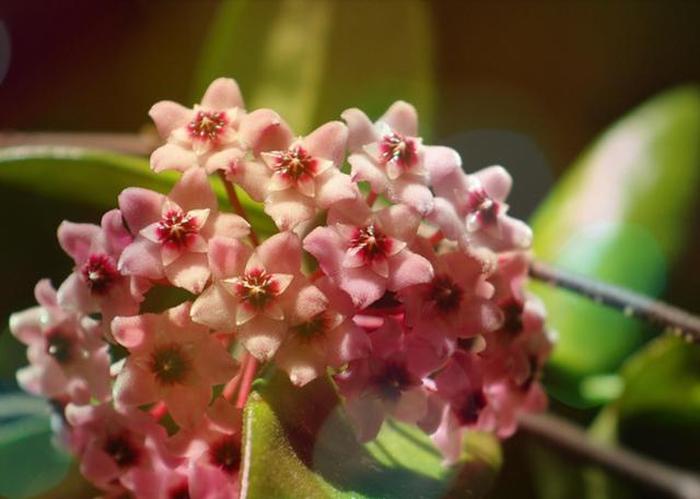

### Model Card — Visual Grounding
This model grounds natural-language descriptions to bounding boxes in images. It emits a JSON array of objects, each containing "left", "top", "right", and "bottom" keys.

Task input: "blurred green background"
[{"left": 0, "top": 1, "right": 698, "bottom": 498}]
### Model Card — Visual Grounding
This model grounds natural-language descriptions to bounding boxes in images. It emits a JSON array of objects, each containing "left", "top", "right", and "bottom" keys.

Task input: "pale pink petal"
[
  {"left": 264, "top": 190, "right": 315, "bottom": 230},
  {"left": 150, "top": 143, "right": 199, "bottom": 173},
  {"left": 375, "top": 203, "right": 421, "bottom": 242},
  {"left": 256, "top": 231, "right": 302, "bottom": 274},
  {"left": 113, "top": 362, "right": 159, "bottom": 407},
  {"left": 341, "top": 107, "right": 378, "bottom": 152},
  {"left": 431, "top": 408, "right": 462, "bottom": 465},
  {"left": 119, "top": 238, "right": 164, "bottom": 280},
  {"left": 149, "top": 100, "right": 192, "bottom": 139},
  {"left": 165, "top": 380, "right": 210, "bottom": 428},
  {"left": 348, "top": 153, "right": 388, "bottom": 193},
  {"left": 239, "top": 108, "right": 293, "bottom": 155},
  {"left": 475, "top": 165, "right": 512, "bottom": 202},
  {"left": 194, "top": 339, "right": 238, "bottom": 384},
  {"left": 8, "top": 307, "right": 42, "bottom": 345},
  {"left": 169, "top": 168, "right": 218, "bottom": 212},
  {"left": 191, "top": 283, "right": 238, "bottom": 331},
  {"left": 426, "top": 197, "right": 465, "bottom": 241},
  {"left": 393, "top": 388, "right": 428, "bottom": 424},
  {"left": 326, "top": 319, "right": 370, "bottom": 366},
  {"left": 275, "top": 340, "right": 325, "bottom": 387},
  {"left": 57, "top": 221, "right": 100, "bottom": 263},
  {"left": 208, "top": 237, "right": 252, "bottom": 280},
  {"left": 211, "top": 213, "right": 250, "bottom": 240},
  {"left": 81, "top": 443, "right": 120, "bottom": 487},
  {"left": 118, "top": 187, "right": 165, "bottom": 233},
  {"left": 57, "top": 272, "right": 95, "bottom": 313},
  {"left": 326, "top": 197, "right": 372, "bottom": 227},
  {"left": 386, "top": 250, "right": 433, "bottom": 291},
  {"left": 226, "top": 158, "right": 271, "bottom": 202},
  {"left": 100, "top": 209, "right": 133, "bottom": 255},
  {"left": 238, "top": 315, "right": 286, "bottom": 361},
  {"left": 200, "top": 77, "right": 245, "bottom": 110},
  {"left": 315, "top": 169, "right": 357, "bottom": 208},
  {"left": 303, "top": 121, "right": 348, "bottom": 165},
  {"left": 287, "top": 281, "right": 327, "bottom": 323},
  {"left": 111, "top": 314, "right": 158, "bottom": 351},
  {"left": 380, "top": 101, "right": 418, "bottom": 137},
  {"left": 388, "top": 178, "right": 434, "bottom": 215},
  {"left": 424, "top": 145, "right": 462, "bottom": 186},
  {"left": 34, "top": 279, "right": 57, "bottom": 307},
  {"left": 164, "top": 252, "right": 211, "bottom": 294}
]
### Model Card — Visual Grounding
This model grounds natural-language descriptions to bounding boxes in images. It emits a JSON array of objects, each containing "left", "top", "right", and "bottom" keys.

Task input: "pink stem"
[
  {"left": 235, "top": 353, "right": 259, "bottom": 409},
  {"left": 218, "top": 171, "right": 260, "bottom": 247}
]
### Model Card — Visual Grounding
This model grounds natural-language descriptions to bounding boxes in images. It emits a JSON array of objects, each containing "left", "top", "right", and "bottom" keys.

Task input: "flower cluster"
[{"left": 9, "top": 78, "right": 552, "bottom": 497}]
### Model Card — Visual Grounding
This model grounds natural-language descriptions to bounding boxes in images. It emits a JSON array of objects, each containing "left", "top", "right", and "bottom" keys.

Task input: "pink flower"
[
  {"left": 399, "top": 243, "right": 502, "bottom": 341},
  {"left": 304, "top": 199, "right": 433, "bottom": 309},
  {"left": 274, "top": 276, "right": 370, "bottom": 386},
  {"left": 149, "top": 78, "right": 246, "bottom": 173},
  {"left": 118, "top": 168, "right": 249, "bottom": 293},
  {"left": 57, "top": 209, "right": 147, "bottom": 334},
  {"left": 335, "top": 318, "right": 433, "bottom": 442},
  {"left": 190, "top": 231, "right": 301, "bottom": 360},
  {"left": 210, "top": 111, "right": 356, "bottom": 229},
  {"left": 9, "top": 279, "right": 111, "bottom": 404},
  {"left": 427, "top": 156, "right": 532, "bottom": 251},
  {"left": 66, "top": 402, "right": 177, "bottom": 493},
  {"left": 343, "top": 101, "right": 434, "bottom": 214},
  {"left": 112, "top": 302, "right": 238, "bottom": 428}
]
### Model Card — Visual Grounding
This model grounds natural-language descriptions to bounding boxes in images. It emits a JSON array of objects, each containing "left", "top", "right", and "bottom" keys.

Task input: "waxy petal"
[
  {"left": 303, "top": 120, "right": 348, "bottom": 165},
  {"left": 380, "top": 100, "right": 418, "bottom": 137},
  {"left": 149, "top": 100, "right": 192, "bottom": 139},
  {"left": 200, "top": 77, "right": 245, "bottom": 110},
  {"left": 150, "top": 143, "right": 199, "bottom": 173}
]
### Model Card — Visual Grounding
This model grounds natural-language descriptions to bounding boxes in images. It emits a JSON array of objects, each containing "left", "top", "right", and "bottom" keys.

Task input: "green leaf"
[
  {"left": 242, "top": 372, "right": 500, "bottom": 498},
  {"left": 0, "top": 395, "right": 72, "bottom": 498},
  {"left": 0, "top": 146, "right": 275, "bottom": 236},
  {"left": 194, "top": 0, "right": 434, "bottom": 135},
  {"left": 530, "top": 86, "right": 700, "bottom": 407}
]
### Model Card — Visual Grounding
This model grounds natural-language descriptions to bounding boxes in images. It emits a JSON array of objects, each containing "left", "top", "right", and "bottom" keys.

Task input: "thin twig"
[
  {"left": 529, "top": 260, "right": 700, "bottom": 344},
  {"left": 519, "top": 412, "right": 700, "bottom": 499},
  {"left": 0, "top": 131, "right": 156, "bottom": 156}
]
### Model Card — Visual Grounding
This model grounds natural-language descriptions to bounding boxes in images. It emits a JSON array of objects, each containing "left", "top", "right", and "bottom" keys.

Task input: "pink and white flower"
[
  {"left": 112, "top": 302, "right": 238, "bottom": 428},
  {"left": 118, "top": 168, "right": 249, "bottom": 293},
  {"left": 149, "top": 78, "right": 246, "bottom": 173}
]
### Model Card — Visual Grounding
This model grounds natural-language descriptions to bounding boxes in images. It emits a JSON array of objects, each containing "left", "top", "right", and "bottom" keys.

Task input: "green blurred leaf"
[
  {"left": 242, "top": 372, "right": 500, "bottom": 498},
  {"left": 0, "top": 395, "right": 72, "bottom": 498},
  {"left": 194, "top": 0, "right": 434, "bottom": 135},
  {"left": 530, "top": 86, "right": 700, "bottom": 407},
  {"left": 0, "top": 146, "right": 275, "bottom": 236}
]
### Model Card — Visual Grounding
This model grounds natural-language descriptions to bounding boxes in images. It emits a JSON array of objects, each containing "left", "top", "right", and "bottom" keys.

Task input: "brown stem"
[
  {"left": 0, "top": 131, "right": 156, "bottom": 155},
  {"left": 519, "top": 412, "right": 700, "bottom": 499},
  {"left": 529, "top": 260, "right": 700, "bottom": 344},
  {"left": 217, "top": 171, "right": 260, "bottom": 247}
]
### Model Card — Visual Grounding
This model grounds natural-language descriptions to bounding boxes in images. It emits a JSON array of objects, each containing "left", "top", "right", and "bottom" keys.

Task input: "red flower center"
[
  {"left": 453, "top": 389, "right": 487, "bottom": 425},
  {"left": 428, "top": 275, "right": 464, "bottom": 314},
  {"left": 235, "top": 269, "right": 280, "bottom": 310},
  {"left": 270, "top": 146, "right": 318, "bottom": 181},
  {"left": 379, "top": 131, "right": 418, "bottom": 170},
  {"left": 465, "top": 188, "right": 499, "bottom": 229},
  {"left": 80, "top": 254, "right": 119, "bottom": 295},
  {"left": 370, "top": 360, "right": 418, "bottom": 402},
  {"left": 168, "top": 482, "right": 191, "bottom": 499},
  {"left": 149, "top": 343, "right": 191, "bottom": 386},
  {"left": 500, "top": 299, "right": 524, "bottom": 335},
  {"left": 156, "top": 209, "right": 200, "bottom": 249},
  {"left": 349, "top": 224, "right": 393, "bottom": 264},
  {"left": 293, "top": 313, "right": 330, "bottom": 342},
  {"left": 187, "top": 110, "right": 228, "bottom": 143},
  {"left": 103, "top": 433, "right": 141, "bottom": 469},
  {"left": 45, "top": 330, "right": 75, "bottom": 365},
  {"left": 209, "top": 435, "right": 241, "bottom": 474}
]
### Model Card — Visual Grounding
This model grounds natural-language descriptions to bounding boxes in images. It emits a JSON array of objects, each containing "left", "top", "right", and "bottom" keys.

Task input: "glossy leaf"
[
  {"left": 193, "top": 0, "right": 434, "bottom": 136},
  {"left": 0, "top": 146, "right": 275, "bottom": 236},
  {"left": 241, "top": 372, "right": 500, "bottom": 498},
  {"left": 530, "top": 86, "right": 700, "bottom": 407},
  {"left": 0, "top": 394, "right": 72, "bottom": 498}
]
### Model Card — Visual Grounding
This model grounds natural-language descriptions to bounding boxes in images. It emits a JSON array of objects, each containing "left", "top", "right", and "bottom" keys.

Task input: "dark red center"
[
  {"left": 428, "top": 275, "right": 464, "bottom": 313},
  {"left": 80, "top": 254, "right": 119, "bottom": 295},
  {"left": 293, "top": 313, "right": 329, "bottom": 342},
  {"left": 168, "top": 482, "right": 191, "bottom": 499},
  {"left": 187, "top": 110, "right": 228, "bottom": 143},
  {"left": 370, "top": 361, "right": 418, "bottom": 402},
  {"left": 500, "top": 299, "right": 524, "bottom": 335},
  {"left": 103, "top": 433, "right": 141, "bottom": 469},
  {"left": 149, "top": 343, "right": 191, "bottom": 386},
  {"left": 45, "top": 330, "right": 75, "bottom": 365},
  {"left": 270, "top": 146, "right": 318, "bottom": 181},
  {"left": 156, "top": 209, "right": 200, "bottom": 249},
  {"left": 349, "top": 224, "right": 393, "bottom": 264},
  {"left": 453, "top": 389, "right": 487, "bottom": 425},
  {"left": 466, "top": 188, "right": 499, "bottom": 227},
  {"left": 379, "top": 131, "right": 418, "bottom": 170},
  {"left": 209, "top": 435, "right": 241, "bottom": 474}
]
